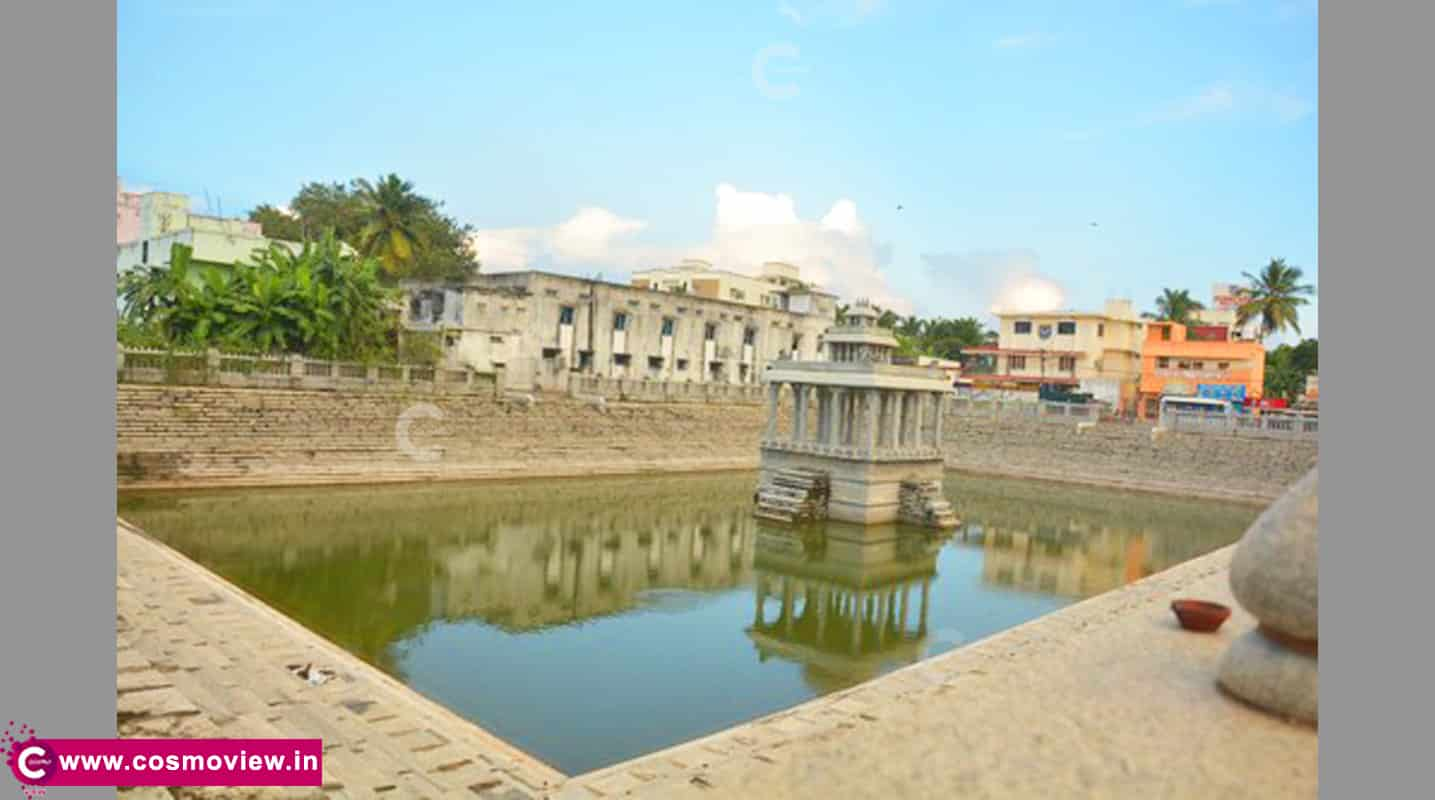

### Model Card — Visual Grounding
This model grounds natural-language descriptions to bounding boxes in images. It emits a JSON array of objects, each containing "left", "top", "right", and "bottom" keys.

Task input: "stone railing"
[
  {"left": 116, "top": 346, "right": 502, "bottom": 396},
  {"left": 568, "top": 375, "right": 765, "bottom": 405},
  {"left": 1163, "top": 411, "right": 1319, "bottom": 440},
  {"left": 759, "top": 438, "right": 945, "bottom": 463},
  {"left": 948, "top": 396, "right": 1103, "bottom": 422}
]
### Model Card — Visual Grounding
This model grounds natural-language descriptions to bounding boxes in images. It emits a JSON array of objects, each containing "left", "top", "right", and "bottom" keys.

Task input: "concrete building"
[
  {"left": 631, "top": 260, "right": 837, "bottom": 314},
  {"left": 116, "top": 185, "right": 309, "bottom": 273},
  {"left": 401, "top": 270, "right": 839, "bottom": 392},
  {"left": 1137, "top": 321, "right": 1266, "bottom": 418},
  {"left": 961, "top": 299, "right": 1146, "bottom": 412},
  {"left": 756, "top": 302, "right": 957, "bottom": 528},
  {"left": 1195, "top": 282, "right": 1264, "bottom": 341}
]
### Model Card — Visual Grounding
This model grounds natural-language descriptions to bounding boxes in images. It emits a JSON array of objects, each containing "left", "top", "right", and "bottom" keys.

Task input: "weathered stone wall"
[
  {"left": 118, "top": 385, "right": 1316, "bottom": 501},
  {"left": 117, "top": 384, "right": 769, "bottom": 488},
  {"left": 941, "top": 413, "right": 1317, "bottom": 502}
]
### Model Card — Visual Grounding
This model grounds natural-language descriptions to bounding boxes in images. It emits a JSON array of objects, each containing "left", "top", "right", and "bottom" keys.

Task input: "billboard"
[
  {"left": 1211, "top": 283, "right": 1252, "bottom": 312},
  {"left": 1197, "top": 383, "right": 1247, "bottom": 402}
]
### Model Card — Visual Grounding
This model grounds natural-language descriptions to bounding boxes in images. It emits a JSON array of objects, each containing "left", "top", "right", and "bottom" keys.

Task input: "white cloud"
[
  {"left": 918, "top": 250, "right": 1067, "bottom": 319},
  {"left": 470, "top": 208, "right": 651, "bottom": 273},
  {"left": 993, "top": 32, "right": 1058, "bottom": 50},
  {"left": 469, "top": 183, "right": 910, "bottom": 312},
  {"left": 778, "top": 2, "right": 804, "bottom": 25}
]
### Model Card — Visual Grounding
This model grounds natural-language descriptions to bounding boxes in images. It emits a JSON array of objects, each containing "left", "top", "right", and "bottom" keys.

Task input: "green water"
[{"left": 118, "top": 472, "right": 1258, "bottom": 776}]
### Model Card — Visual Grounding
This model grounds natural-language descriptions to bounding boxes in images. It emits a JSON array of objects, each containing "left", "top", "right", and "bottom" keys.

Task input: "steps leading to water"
[
  {"left": 899, "top": 479, "right": 959, "bottom": 530},
  {"left": 754, "top": 468, "right": 830, "bottom": 524}
]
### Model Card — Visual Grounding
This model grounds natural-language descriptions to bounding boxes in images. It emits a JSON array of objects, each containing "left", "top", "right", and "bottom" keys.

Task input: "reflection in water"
[
  {"left": 118, "top": 471, "right": 1258, "bottom": 775},
  {"left": 749, "top": 524, "right": 941, "bottom": 694},
  {"left": 952, "top": 474, "right": 1253, "bottom": 599}
]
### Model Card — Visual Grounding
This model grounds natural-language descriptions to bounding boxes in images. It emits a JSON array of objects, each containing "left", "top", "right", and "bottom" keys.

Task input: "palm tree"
[
  {"left": 354, "top": 174, "right": 428, "bottom": 276},
  {"left": 1236, "top": 258, "right": 1315, "bottom": 339},
  {"left": 1142, "top": 289, "right": 1206, "bottom": 326}
]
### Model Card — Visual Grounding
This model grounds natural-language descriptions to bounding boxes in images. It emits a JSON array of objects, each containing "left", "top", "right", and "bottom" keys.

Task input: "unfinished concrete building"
[{"left": 402, "top": 270, "right": 839, "bottom": 393}]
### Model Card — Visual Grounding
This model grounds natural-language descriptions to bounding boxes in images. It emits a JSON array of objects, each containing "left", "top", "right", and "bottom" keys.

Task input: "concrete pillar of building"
[
  {"left": 913, "top": 391, "right": 926, "bottom": 450},
  {"left": 883, "top": 391, "right": 898, "bottom": 450},
  {"left": 765, "top": 381, "right": 781, "bottom": 440},
  {"left": 933, "top": 391, "right": 946, "bottom": 448},
  {"left": 792, "top": 384, "right": 807, "bottom": 442},
  {"left": 864, "top": 390, "right": 880, "bottom": 455},
  {"left": 833, "top": 388, "right": 848, "bottom": 446},
  {"left": 814, "top": 387, "right": 829, "bottom": 445}
]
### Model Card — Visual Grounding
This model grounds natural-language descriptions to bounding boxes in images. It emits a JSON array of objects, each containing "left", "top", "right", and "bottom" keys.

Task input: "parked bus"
[{"left": 1158, "top": 395, "right": 1234, "bottom": 430}]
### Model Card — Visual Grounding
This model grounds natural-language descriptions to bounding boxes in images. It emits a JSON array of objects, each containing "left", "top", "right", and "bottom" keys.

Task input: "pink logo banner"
[{"left": 7, "top": 738, "right": 323, "bottom": 789}]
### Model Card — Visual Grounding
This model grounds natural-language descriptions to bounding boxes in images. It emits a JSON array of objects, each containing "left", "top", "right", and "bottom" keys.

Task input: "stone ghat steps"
[
  {"left": 117, "top": 385, "right": 774, "bottom": 485},
  {"left": 754, "top": 468, "right": 831, "bottom": 524},
  {"left": 898, "top": 479, "right": 960, "bottom": 530}
]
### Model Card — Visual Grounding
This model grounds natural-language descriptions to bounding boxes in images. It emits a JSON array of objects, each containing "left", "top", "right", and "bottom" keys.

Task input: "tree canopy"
[
  {"left": 1264, "top": 338, "right": 1318, "bottom": 401},
  {"left": 1143, "top": 288, "right": 1206, "bottom": 326},
  {"left": 1237, "top": 258, "right": 1315, "bottom": 339},
  {"left": 248, "top": 174, "right": 479, "bottom": 283}
]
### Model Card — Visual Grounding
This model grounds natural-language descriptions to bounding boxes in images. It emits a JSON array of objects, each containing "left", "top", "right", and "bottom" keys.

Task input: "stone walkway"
[
  {"left": 556, "top": 545, "right": 1317, "bottom": 799},
  {"left": 119, "top": 521, "right": 1316, "bottom": 800},
  {"left": 117, "top": 521, "right": 564, "bottom": 800}
]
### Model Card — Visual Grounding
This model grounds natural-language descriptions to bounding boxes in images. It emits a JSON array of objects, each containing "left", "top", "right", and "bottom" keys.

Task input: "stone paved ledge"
[
  {"left": 557, "top": 544, "right": 1317, "bottom": 799},
  {"left": 117, "top": 521, "right": 564, "bottom": 800}
]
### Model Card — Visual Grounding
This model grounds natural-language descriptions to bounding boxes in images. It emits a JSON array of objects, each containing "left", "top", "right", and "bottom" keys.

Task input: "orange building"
[{"left": 1138, "top": 322, "right": 1265, "bottom": 419}]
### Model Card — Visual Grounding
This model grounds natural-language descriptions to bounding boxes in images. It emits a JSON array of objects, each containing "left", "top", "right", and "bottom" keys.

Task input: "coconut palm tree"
[
  {"left": 1236, "top": 258, "right": 1315, "bottom": 339},
  {"left": 354, "top": 174, "right": 428, "bottom": 277},
  {"left": 1142, "top": 289, "right": 1206, "bottom": 326}
]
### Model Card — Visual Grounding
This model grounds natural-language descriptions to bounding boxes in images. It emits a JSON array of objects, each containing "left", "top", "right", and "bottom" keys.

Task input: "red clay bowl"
[{"left": 1171, "top": 599, "right": 1232, "bottom": 633}]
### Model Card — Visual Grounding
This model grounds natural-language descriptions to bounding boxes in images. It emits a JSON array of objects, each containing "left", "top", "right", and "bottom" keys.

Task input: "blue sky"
[{"left": 118, "top": 0, "right": 1318, "bottom": 339}]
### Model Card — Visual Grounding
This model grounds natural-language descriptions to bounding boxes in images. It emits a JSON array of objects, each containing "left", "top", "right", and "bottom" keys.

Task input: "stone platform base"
[{"left": 758, "top": 448, "right": 946, "bottom": 525}]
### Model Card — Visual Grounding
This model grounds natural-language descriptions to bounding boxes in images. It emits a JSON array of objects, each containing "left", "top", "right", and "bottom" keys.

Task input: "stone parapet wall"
[
  {"left": 117, "top": 384, "right": 770, "bottom": 488},
  {"left": 118, "top": 385, "right": 1316, "bottom": 500},
  {"left": 941, "top": 413, "right": 1317, "bottom": 503}
]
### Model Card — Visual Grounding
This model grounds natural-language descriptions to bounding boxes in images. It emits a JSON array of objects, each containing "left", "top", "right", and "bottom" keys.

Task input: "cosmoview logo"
[
  {"left": 4, "top": 721, "right": 52, "bottom": 798},
  {"left": 14, "top": 744, "right": 55, "bottom": 783}
]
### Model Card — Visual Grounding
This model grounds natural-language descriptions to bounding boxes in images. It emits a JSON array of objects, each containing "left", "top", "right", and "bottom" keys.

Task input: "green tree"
[
  {"left": 246, "top": 204, "right": 305, "bottom": 242},
  {"left": 354, "top": 174, "right": 429, "bottom": 276},
  {"left": 919, "top": 316, "right": 990, "bottom": 360},
  {"left": 289, "top": 181, "right": 369, "bottom": 243},
  {"left": 116, "top": 238, "right": 397, "bottom": 361},
  {"left": 1143, "top": 288, "right": 1206, "bottom": 326},
  {"left": 1237, "top": 258, "right": 1315, "bottom": 339},
  {"left": 1263, "top": 339, "right": 1318, "bottom": 401}
]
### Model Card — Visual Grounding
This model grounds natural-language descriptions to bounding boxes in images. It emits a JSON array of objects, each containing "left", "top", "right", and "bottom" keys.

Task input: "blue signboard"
[{"left": 1197, "top": 383, "right": 1246, "bottom": 402}]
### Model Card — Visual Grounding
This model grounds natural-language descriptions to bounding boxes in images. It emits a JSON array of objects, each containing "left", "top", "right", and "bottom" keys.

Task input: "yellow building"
[
  {"left": 631, "top": 259, "right": 837, "bottom": 314},
  {"left": 962, "top": 299, "right": 1145, "bottom": 412}
]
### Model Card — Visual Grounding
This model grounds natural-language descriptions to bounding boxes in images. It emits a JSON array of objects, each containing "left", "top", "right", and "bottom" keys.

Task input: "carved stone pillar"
[
  {"left": 792, "top": 384, "right": 807, "bottom": 442},
  {"left": 765, "top": 381, "right": 781, "bottom": 440},
  {"left": 932, "top": 391, "right": 946, "bottom": 448},
  {"left": 864, "top": 389, "right": 879, "bottom": 455}
]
